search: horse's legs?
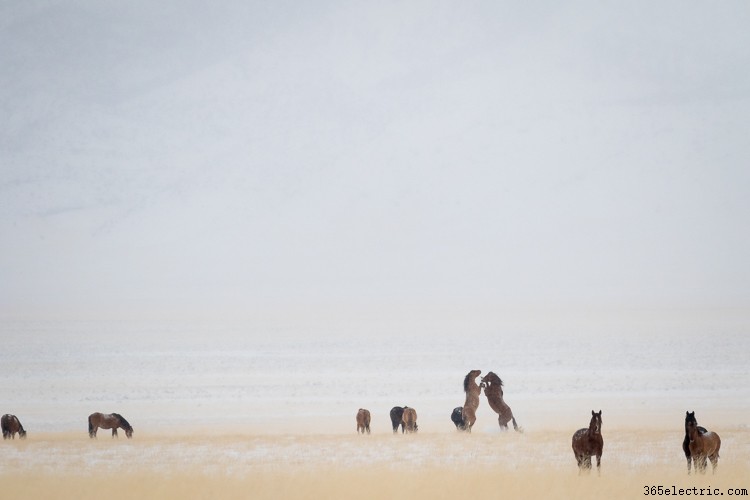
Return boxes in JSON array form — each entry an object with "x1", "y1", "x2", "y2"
[
  {"x1": 112, "y1": 428, "x2": 118, "y2": 438},
  {"x1": 90, "y1": 428, "x2": 97, "y2": 438},
  {"x1": 709, "y1": 454, "x2": 719, "y2": 474},
  {"x1": 596, "y1": 454, "x2": 601, "y2": 475}
]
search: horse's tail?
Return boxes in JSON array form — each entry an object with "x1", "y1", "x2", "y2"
[{"x1": 88, "y1": 415, "x2": 94, "y2": 436}]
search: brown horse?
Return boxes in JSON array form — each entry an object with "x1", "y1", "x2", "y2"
[
  {"x1": 1, "y1": 414, "x2": 26, "y2": 439},
  {"x1": 683, "y1": 411, "x2": 707, "y2": 474},
  {"x1": 88, "y1": 412, "x2": 133, "y2": 438},
  {"x1": 685, "y1": 411, "x2": 720, "y2": 474},
  {"x1": 480, "y1": 372, "x2": 520, "y2": 431},
  {"x1": 356, "y1": 408, "x2": 371, "y2": 434},
  {"x1": 402, "y1": 407, "x2": 418, "y2": 433},
  {"x1": 390, "y1": 406, "x2": 406, "y2": 433},
  {"x1": 572, "y1": 410, "x2": 603, "y2": 474},
  {"x1": 461, "y1": 369, "x2": 482, "y2": 432}
]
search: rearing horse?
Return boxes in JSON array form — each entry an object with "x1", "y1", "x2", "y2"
[
  {"x1": 88, "y1": 412, "x2": 133, "y2": 438},
  {"x1": 685, "y1": 411, "x2": 720, "y2": 474},
  {"x1": 461, "y1": 369, "x2": 482, "y2": 432},
  {"x1": 480, "y1": 372, "x2": 520, "y2": 431}
]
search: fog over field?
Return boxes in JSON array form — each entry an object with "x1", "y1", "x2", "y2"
[{"x1": 1, "y1": 1, "x2": 749, "y2": 498}]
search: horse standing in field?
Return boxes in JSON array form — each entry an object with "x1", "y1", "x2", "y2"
[
  {"x1": 480, "y1": 372, "x2": 520, "y2": 431},
  {"x1": 1, "y1": 414, "x2": 26, "y2": 439},
  {"x1": 685, "y1": 411, "x2": 720, "y2": 474},
  {"x1": 461, "y1": 369, "x2": 482, "y2": 432},
  {"x1": 682, "y1": 411, "x2": 707, "y2": 474},
  {"x1": 402, "y1": 407, "x2": 418, "y2": 433},
  {"x1": 572, "y1": 410, "x2": 603, "y2": 474},
  {"x1": 451, "y1": 407, "x2": 466, "y2": 431},
  {"x1": 356, "y1": 408, "x2": 371, "y2": 434},
  {"x1": 88, "y1": 412, "x2": 133, "y2": 438},
  {"x1": 390, "y1": 406, "x2": 406, "y2": 433}
]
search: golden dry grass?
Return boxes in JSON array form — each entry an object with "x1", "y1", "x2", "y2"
[{"x1": 1, "y1": 426, "x2": 748, "y2": 499}]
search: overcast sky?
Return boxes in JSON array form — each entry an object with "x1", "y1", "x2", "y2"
[{"x1": 2, "y1": 1, "x2": 749, "y2": 319}]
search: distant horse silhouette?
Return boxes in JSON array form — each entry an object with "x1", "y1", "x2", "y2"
[
  {"x1": 390, "y1": 406, "x2": 406, "y2": 433},
  {"x1": 480, "y1": 372, "x2": 520, "y2": 431},
  {"x1": 685, "y1": 411, "x2": 720, "y2": 474},
  {"x1": 461, "y1": 369, "x2": 482, "y2": 432},
  {"x1": 572, "y1": 410, "x2": 603, "y2": 474},
  {"x1": 683, "y1": 411, "x2": 707, "y2": 474},
  {"x1": 451, "y1": 407, "x2": 467, "y2": 431},
  {"x1": 356, "y1": 408, "x2": 371, "y2": 434},
  {"x1": 402, "y1": 407, "x2": 418, "y2": 433},
  {"x1": 88, "y1": 412, "x2": 133, "y2": 438},
  {"x1": 1, "y1": 414, "x2": 26, "y2": 439}
]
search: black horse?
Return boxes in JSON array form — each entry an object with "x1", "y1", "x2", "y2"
[
  {"x1": 683, "y1": 411, "x2": 707, "y2": 474},
  {"x1": 451, "y1": 407, "x2": 467, "y2": 431},
  {"x1": 390, "y1": 406, "x2": 406, "y2": 433}
]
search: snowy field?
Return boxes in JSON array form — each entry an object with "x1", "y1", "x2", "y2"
[{"x1": 1, "y1": 308, "x2": 748, "y2": 498}]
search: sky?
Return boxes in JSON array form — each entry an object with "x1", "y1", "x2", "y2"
[{"x1": 1, "y1": 1, "x2": 749, "y2": 319}]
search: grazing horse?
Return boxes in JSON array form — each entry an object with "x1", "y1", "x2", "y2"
[
  {"x1": 1, "y1": 414, "x2": 26, "y2": 439},
  {"x1": 356, "y1": 408, "x2": 371, "y2": 434},
  {"x1": 685, "y1": 411, "x2": 720, "y2": 474},
  {"x1": 402, "y1": 407, "x2": 418, "y2": 433},
  {"x1": 572, "y1": 410, "x2": 603, "y2": 474},
  {"x1": 480, "y1": 372, "x2": 520, "y2": 431},
  {"x1": 683, "y1": 411, "x2": 707, "y2": 474},
  {"x1": 461, "y1": 369, "x2": 482, "y2": 432},
  {"x1": 390, "y1": 406, "x2": 406, "y2": 433},
  {"x1": 451, "y1": 407, "x2": 466, "y2": 431},
  {"x1": 88, "y1": 412, "x2": 133, "y2": 438}
]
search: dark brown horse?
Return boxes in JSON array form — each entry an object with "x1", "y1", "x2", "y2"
[
  {"x1": 462, "y1": 369, "x2": 482, "y2": 432},
  {"x1": 390, "y1": 406, "x2": 406, "y2": 433},
  {"x1": 572, "y1": 410, "x2": 603, "y2": 474},
  {"x1": 402, "y1": 407, "x2": 418, "y2": 433},
  {"x1": 685, "y1": 411, "x2": 720, "y2": 474},
  {"x1": 356, "y1": 408, "x2": 371, "y2": 434},
  {"x1": 683, "y1": 411, "x2": 707, "y2": 474},
  {"x1": 480, "y1": 372, "x2": 520, "y2": 431},
  {"x1": 88, "y1": 412, "x2": 133, "y2": 438},
  {"x1": 1, "y1": 414, "x2": 26, "y2": 439}
]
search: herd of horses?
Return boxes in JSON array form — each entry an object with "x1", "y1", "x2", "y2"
[
  {"x1": 2, "y1": 370, "x2": 724, "y2": 475},
  {"x1": 354, "y1": 369, "x2": 723, "y2": 475}
]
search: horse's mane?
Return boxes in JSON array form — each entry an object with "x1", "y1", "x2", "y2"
[
  {"x1": 485, "y1": 371, "x2": 503, "y2": 387},
  {"x1": 113, "y1": 413, "x2": 132, "y2": 430}
]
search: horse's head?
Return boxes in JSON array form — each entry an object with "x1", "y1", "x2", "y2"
[
  {"x1": 463, "y1": 370, "x2": 481, "y2": 392},
  {"x1": 19, "y1": 428, "x2": 27, "y2": 439},
  {"x1": 685, "y1": 411, "x2": 699, "y2": 437},
  {"x1": 589, "y1": 410, "x2": 602, "y2": 434},
  {"x1": 125, "y1": 427, "x2": 133, "y2": 438},
  {"x1": 481, "y1": 372, "x2": 503, "y2": 387}
]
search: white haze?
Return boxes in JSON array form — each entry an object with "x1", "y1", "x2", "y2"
[{"x1": 2, "y1": 1, "x2": 749, "y2": 320}]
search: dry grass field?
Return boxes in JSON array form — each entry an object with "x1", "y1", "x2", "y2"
[{"x1": 2, "y1": 425, "x2": 748, "y2": 499}]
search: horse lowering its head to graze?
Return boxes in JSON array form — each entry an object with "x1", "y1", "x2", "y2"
[
  {"x1": 572, "y1": 410, "x2": 603, "y2": 474},
  {"x1": 683, "y1": 411, "x2": 707, "y2": 474},
  {"x1": 451, "y1": 407, "x2": 467, "y2": 431},
  {"x1": 402, "y1": 407, "x2": 418, "y2": 433},
  {"x1": 685, "y1": 411, "x2": 720, "y2": 474},
  {"x1": 356, "y1": 408, "x2": 371, "y2": 434},
  {"x1": 462, "y1": 369, "x2": 482, "y2": 432},
  {"x1": 1, "y1": 414, "x2": 26, "y2": 439},
  {"x1": 480, "y1": 372, "x2": 520, "y2": 432},
  {"x1": 390, "y1": 406, "x2": 406, "y2": 433},
  {"x1": 88, "y1": 412, "x2": 133, "y2": 439}
]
